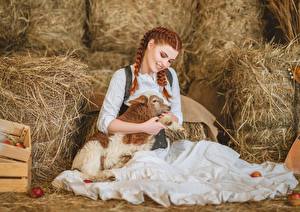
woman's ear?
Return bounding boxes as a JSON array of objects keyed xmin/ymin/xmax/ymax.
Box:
[{"xmin": 147, "ymin": 39, "xmax": 155, "ymax": 49}]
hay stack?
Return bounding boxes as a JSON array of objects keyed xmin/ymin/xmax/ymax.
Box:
[
  {"xmin": 191, "ymin": 0, "xmax": 264, "ymax": 75},
  {"xmin": 187, "ymin": 0, "xmax": 264, "ymax": 113},
  {"xmin": 166, "ymin": 122, "xmax": 208, "ymax": 142},
  {"xmin": 0, "ymin": 0, "xmax": 30, "ymax": 51},
  {"xmin": 221, "ymin": 43, "xmax": 299, "ymax": 163},
  {"xmin": 63, "ymin": 68, "xmax": 114, "ymax": 161},
  {"xmin": 0, "ymin": 54, "xmax": 100, "ymax": 182},
  {"xmin": 89, "ymin": 0, "xmax": 199, "ymax": 54},
  {"xmin": 87, "ymin": 51, "xmax": 133, "ymax": 71},
  {"xmin": 89, "ymin": 0, "xmax": 200, "ymax": 93},
  {"xmin": 263, "ymin": 0, "xmax": 300, "ymax": 44},
  {"xmin": 25, "ymin": 0, "xmax": 86, "ymax": 55},
  {"xmin": 263, "ymin": 0, "xmax": 300, "ymax": 133}
]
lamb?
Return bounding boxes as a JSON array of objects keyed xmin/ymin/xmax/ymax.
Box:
[{"xmin": 71, "ymin": 93, "xmax": 184, "ymax": 181}]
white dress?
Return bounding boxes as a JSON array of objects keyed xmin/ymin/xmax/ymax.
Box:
[{"xmin": 53, "ymin": 140, "xmax": 298, "ymax": 206}]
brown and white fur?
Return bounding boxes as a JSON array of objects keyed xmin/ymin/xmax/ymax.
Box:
[{"xmin": 71, "ymin": 94, "xmax": 184, "ymax": 181}]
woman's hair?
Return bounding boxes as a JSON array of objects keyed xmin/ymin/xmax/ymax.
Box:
[{"xmin": 131, "ymin": 26, "xmax": 182, "ymax": 100}]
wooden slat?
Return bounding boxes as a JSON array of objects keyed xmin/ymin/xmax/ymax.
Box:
[
  {"xmin": 0, "ymin": 161, "xmax": 27, "ymax": 177},
  {"xmin": 0, "ymin": 119, "xmax": 26, "ymax": 136},
  {"xmin": 27, "ymin": 156, "xmax": 32, "ymax": 190},
  {"xmin": 0, "ymin": 157, "xmax": 14, "ymax": 163},
  {"xmin": 0, "ymin": 143, "xmax": 30, "ymax": 162},
  {"xmin": 0, "ymin": 178, "xmax": 28, "ymax": 192},
  {"xmin": 22, "ymin": 127, "xmax": 31, "ymax": 148}
]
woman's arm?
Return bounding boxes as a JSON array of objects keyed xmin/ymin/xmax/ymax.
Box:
[
  {"xmin": 97, "ymin": 68, "xmax": 165, "ymax": 135},
  {"xmin": 108, "ymin": 117, "xmax": 166, "ymax": 135},
  {"xmin": 97, "ymin": 69, "xmax": 126, "ymax": 134}
]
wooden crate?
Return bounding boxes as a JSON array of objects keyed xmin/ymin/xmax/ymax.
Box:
[{"xmin": 0, "ymin": 119, "xmax": 32, "ymax": 192}]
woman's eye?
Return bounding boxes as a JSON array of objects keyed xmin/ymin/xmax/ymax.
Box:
[{"xmin": 160, "ymin": 52, "xmax": 167, "ymax": 58}]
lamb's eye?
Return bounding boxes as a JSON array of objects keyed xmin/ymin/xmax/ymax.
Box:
[{"xmin": 152, "ymin": 100, "xmax": 157, "ymax": 103}]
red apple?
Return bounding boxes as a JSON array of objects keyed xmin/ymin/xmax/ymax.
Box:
[
  {"xmin": 2, "ymin": 140, "xmax": 12, "ymax": 145},
  {"xmin": 288, "ymin": 192, "xmax": 300, "ymax": 206},
  {"xmin": 30, "ymin": 186, "xmax": 44, "ymax": 198},
  {"xmin": 288, "ymin": 192, "xmax": 300, "ymax": 200},
  {"xmin": 15, "ymin": 142, "xmax": 25, "ymax": 148},
  {"xmin": 83, "ymin": 179, "xmax": 93, "ymax": 183},
  {"xmin": 250, "ymin": 171, "xmax": 262, "ymax": 178}
]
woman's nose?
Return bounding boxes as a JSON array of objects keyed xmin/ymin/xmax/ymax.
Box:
[{"xmin": 162, "ymin": 60, "xmax": 170, "ymax": 68}]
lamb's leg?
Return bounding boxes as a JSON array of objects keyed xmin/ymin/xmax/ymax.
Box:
[{"xmin": 72, "ymin": 140, "xmax": 104, "ymax": 177}]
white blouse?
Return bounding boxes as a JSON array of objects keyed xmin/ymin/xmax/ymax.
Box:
[{"xmin": 97, "ymin": 65, "xmax": 183, "ymax": 134}]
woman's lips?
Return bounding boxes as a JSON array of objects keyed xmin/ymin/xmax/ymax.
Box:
[{"xmin": 157, "ymin": 65, "xmax": 164, "ymax": 70}]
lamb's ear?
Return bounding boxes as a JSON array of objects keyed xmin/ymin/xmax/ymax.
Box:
[{"xmin": 128, "ymin": 95, "xmax": 148, "ymax": 105}]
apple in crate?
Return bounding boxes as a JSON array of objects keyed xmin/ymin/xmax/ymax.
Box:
[
  {"xmin": 2, "ymin": 140, "xmax": 12, "ymax": 145},
  {"xmin": 15, "ymin": 142, "xmax": 25, "ymax": 148}
]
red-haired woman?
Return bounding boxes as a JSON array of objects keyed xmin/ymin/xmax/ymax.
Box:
[
  {"xmin": 54, "ymin": 28, "xmax": 297, "ymax": 204},
  {"xmin": 97, "ymin": 26, "xmax": 182, "ymax": 149}
]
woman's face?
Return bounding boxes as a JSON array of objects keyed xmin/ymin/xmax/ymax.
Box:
[{"xmin": 145, "ymin": 39, "xmax": 179, "ymax": 73}]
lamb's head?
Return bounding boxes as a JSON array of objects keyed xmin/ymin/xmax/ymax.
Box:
[{"xmin": 128, "ymin": 94, "xmax": 171, "ymax": 117}]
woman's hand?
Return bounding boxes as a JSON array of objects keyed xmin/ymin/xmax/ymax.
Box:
[
  {"xmin": 141, "ymin": 117, "xmax": 166, "ymax": 135},
  {"xmin": 159, "ymin": 112, "xmax": 179, "ymax": 123}
]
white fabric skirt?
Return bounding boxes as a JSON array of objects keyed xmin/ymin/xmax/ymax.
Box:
[{"xmin": 52, "ymin": 140, "xmax": 298, "ymax": 207}]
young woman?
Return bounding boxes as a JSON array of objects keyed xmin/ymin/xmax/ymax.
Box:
[
  {"xmin": 55, "ymin": 27, "xmax": 297, "ymax": 205},
  {"xmin": 97, "ymin": 26, "xmax": 183, "ymax": 149}
]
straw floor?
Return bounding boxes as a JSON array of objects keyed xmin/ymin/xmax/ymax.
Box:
[{"xmin": 0, "ymin": 175, "xmax": 299, "ymax": 211}]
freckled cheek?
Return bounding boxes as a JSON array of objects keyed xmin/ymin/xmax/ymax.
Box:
[{"xmin": 153, "ymin": 51, "xmax": 161, "ymax": 62}]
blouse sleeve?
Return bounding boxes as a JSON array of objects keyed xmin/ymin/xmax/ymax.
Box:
[
  {"xmin": 97, "ymin": 69, "xmax": 126, "ymax": 134},
  {"xmin": 169, "ymin": 67, "xmax": 183, "ymax": 125}
]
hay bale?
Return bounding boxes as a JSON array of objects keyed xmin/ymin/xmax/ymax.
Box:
[
  {"xmin": 0, "ymin": 54, "xmax": 97, "ymax": 182},
  {"xmin": 83, "ymin": 69, "xmax": 114, "ymax": 114},
  {"xmin": 25, "ymin": 0, "xmax": 86, "ymax": 55},
  {"xmin": 89, "ymin": 0, "xmax": 199, "ymax": 54},
  {"xmin": 87, "ymin": 51, "xmax": 133, "ymax": 71},
  {"xmin": 166, "ymin": 122, "xmax": 209, "ymax": 142},
  {"xmin": 236, "ymin": 127, "xmax": 295, "ymax": 163},
  {"xmin": 262, "ymin": 0, "xmax": 300, "ymax": 44},
  {"xmin": 196, "ymin": 0, "xmax": 263, "ymax": 49},
  {"xmin": 89, "ymin": 0, "xmax": 200, "ymax": 93},
  {"xmin": 0, "ymin": 0, "xmax": 30, "ymax": 51},
  {"xmin": 87, "ymin": 69, "xmax": 114, "ymax": 93},
  {"xmin": 296, "ymin": 85, "xmax": 300, "ymax": 133},
  {"xmin": 186, "ymin": 0, "xmax": 264, "ymax": 112},
  {"xmin": 72, "ymin": 69, "xmax": 115, "ymax": 149},
  {"xmin": 221, "ymin": 43, "xmax": 299, "ymax": 163}
]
